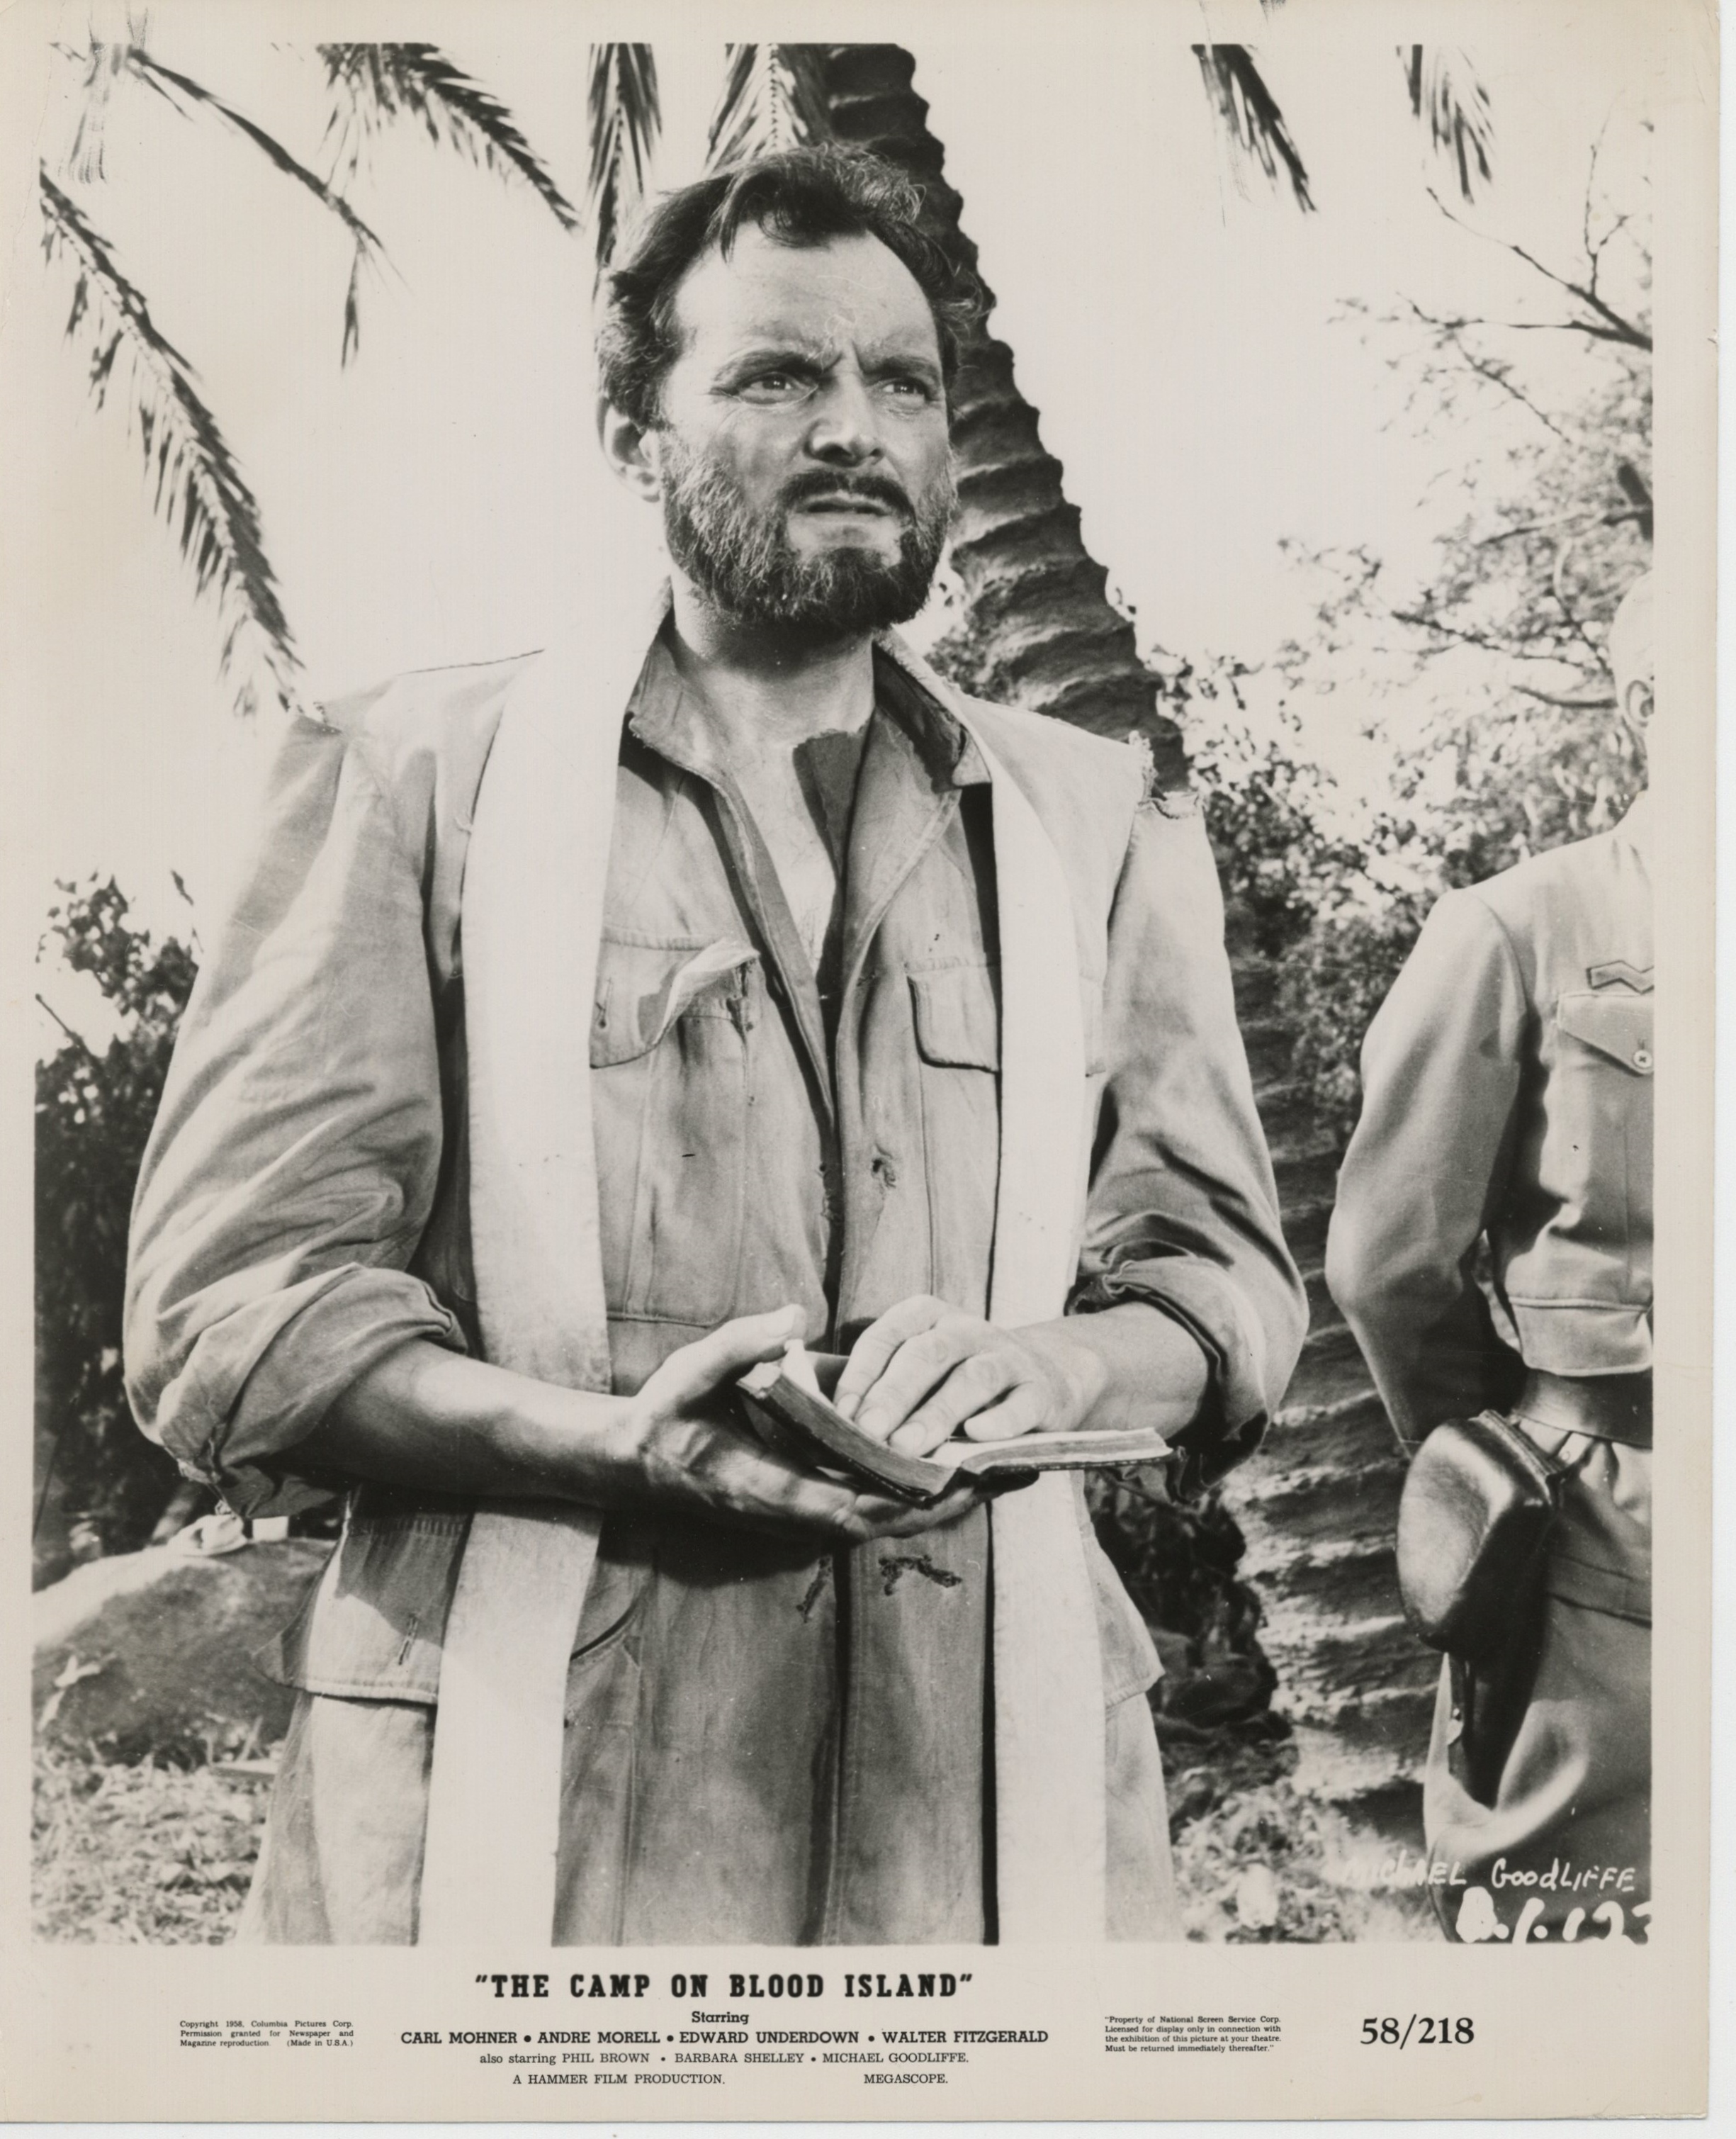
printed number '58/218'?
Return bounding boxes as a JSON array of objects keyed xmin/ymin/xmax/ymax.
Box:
[{"xmin": 1361, "ymin": 2017, "xmax": 1475, "ymax": 2045}]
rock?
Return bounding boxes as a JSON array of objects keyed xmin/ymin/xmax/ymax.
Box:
[
  {"xmin": 33, "ymin": 1540, "xmax": 330, "ymax": 1763},
  {"xmin": 1161, "ymin": 1654, "xmax": 1276, "ymax": 1730}
]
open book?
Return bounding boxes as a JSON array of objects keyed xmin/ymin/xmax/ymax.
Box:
[{"xmin": 735, "ymin": 1343, "xmax": 1171, "ymax": 1506}]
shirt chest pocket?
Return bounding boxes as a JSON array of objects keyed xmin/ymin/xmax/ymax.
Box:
[
  {"xmin": 905, "ymin": 962, "xmax": 1105, "ymax": 1310},
  {"xmin": 908, "ymin": 964, "xmax": 1106, "ymax": 1074},
  {"xmin": 590, "ymin": 936, "xmax": 760, "ymax": 1328},
  {"xmin": 1550, "ymin": 989, "xmax": 1653, "ymax": 1245},
  {"xmin": 907, "ymin": 961, "xmax": 1002, "ymax": 1307}
]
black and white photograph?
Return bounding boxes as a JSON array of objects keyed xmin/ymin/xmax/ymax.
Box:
[{"xmin": 4, "ymin": 0, "xmax": 1714, "ymax": 2119}]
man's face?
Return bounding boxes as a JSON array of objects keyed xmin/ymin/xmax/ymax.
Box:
[{"xmin": 646, "ymin": 226, "xmax": 957, "ymax": 638}]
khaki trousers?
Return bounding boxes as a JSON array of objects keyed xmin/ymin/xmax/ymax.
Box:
[{"xmin": 1422, "ymin": 1432, "xmax": 1650, "ymax": 1943}]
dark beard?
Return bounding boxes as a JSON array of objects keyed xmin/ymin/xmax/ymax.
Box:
[{"xmin": 659, "ymin": 447, "xmax": 955, "ymax": 640}]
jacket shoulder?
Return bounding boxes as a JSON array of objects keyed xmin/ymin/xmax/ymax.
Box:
[
  {"xmin": 956, "ymin": 694, "xmax": 1154, "ymax": 884},
  {"xmin": 1456, "ymin": 826, "xmax": 1623, "ymax": 953},
  {"xmin": 959, "ymin": 692, "xmax": 1147, "ymax": 801},
  {"xmin": 318, "ymin": 652, "xmax": 536, "ymax": 790},
  {"xmin": 310, "ymin": 651, "xmax": 541, "ymax": 860}
]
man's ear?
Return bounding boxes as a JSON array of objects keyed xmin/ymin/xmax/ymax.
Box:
[
  {"xmin": 597, "ymin": 397, "xmax": 664, "ymax": 503},
  {"xmin": 1622, "ymin": 675, "xmax": 1655, "ymax": 736}
]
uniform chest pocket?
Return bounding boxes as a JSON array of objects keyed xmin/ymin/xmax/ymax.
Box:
[
  {"xmin": 1556, "ymin": 990, "xmax": 1653, "ymax": 1077},
  {"xmin": 590, "ymin": 936, "xmax": 760, "ymax": 1327},
  {"xmin": 1549, "ymin": 989, "xmax": 1653, "ymax": 1255}
]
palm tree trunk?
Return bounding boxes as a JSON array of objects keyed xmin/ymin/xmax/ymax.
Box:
[
  {"xmin": 818, "ymin": 45, "xmax": 1187, "ymax": 789},
  {"xmin": 1214, "ymin": 948, "xmax": 1437, "ymax": 1868}
]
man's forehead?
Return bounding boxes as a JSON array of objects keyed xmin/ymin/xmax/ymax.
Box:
[{"xmin": 670, "ymin": 227, "xmax": 941, "ymax": 359}]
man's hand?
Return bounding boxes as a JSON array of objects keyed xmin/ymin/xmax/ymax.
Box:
[
  {"xmin": 610, "ymin": 1305, "xmax": 985, "ymax": 1541},
  {"xmin": 833, "ymin": 1296, "xmax": 1108, "ymax": 1456}
]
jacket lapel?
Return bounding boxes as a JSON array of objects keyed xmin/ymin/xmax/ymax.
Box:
[
  {"xmin": 945, "ymin": 700, "xmax": 1110, "ymax": 1945},
  {"xmin": 421, "ymin": 587, "xmax": 665, "ymax": 1946}
]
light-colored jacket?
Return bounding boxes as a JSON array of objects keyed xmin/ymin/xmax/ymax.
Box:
[
  {"xmin": 1326, "ymin": 795, "xmax": 1652, "ymax": 1449},
  {"xmin": 123, "ymin": 628, "xmax": 1305, "ymax": 1941}
]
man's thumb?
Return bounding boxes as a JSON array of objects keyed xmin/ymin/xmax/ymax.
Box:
[{"xmin": 691, "ymin": 1303, "xmax": 804, "ymax": 1386}]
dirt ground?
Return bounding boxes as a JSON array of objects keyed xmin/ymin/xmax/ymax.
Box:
[{"xmin": 34, "ymin": 1722, "xmax": 1436, "ymax": 1946}]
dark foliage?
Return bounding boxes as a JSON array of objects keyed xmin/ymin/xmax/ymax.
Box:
[
  {"xmin": 35, "ymin": 882, "xmax": 197, "ymax": 1580},
  {"xmin": 1273, "ymin": 894, "xmax": 1433, "ymax": 1148},
  {"xmin": 1090, "ymin": 1472, "xmax": 1279, "ymax": 1733},
  {"xmin": 1183, "ymin": 678, "xmax": 1374, "ymax": 961}
]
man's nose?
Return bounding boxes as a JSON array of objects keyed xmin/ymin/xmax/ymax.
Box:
[{"xmin": 805, "ymin": 374, "xmax": 883, "ymax": 462}]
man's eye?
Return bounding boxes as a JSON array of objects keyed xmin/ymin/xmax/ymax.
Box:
[
  {"xmin": 881, "ymin": 377, "xmax": 936, "ymax": 403},
  {"xmin": 738, "ymin": 371, "xmax": 810, "ymax": 400}
]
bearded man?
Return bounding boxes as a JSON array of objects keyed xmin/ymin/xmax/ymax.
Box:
[{"xmin": 125, "ymin": 147, "xmax": 1304, "ymax": 1947}]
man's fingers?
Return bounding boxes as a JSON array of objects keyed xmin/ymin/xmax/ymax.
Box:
[
  {"xmin": 738, "ymin": 1469, "xmax": 941, "ymax": 1544},
  {"xmin": 834, "ymin": 1296, "xmax": 945, "ymax": 1420},
  {"xmin": 887, "ymin": 1351, "xmax": 1022, "ymax": 1454},
  {"xmin": 957, "ymin": 1383, "xmax": 1050, "ymax": 1442},
  {"xmin": 853, "ymin": 1323, "xmax": 982, "ymax": 1442}
]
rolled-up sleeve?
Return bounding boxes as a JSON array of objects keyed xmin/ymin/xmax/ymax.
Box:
[
  {"xmin": 1071, "ymin": 798, "xmax": 1307, "ymax": 1486},
  {"xmin": 124, "ymin": 711, "xmax": 466, "ymax": 1517}
]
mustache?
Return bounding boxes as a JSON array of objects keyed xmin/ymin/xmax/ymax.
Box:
[{"xmin": 779, "ymin": 469, "xmax": 915, "ymax": 516}]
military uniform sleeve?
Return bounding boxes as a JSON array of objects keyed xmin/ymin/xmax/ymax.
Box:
[
  {"xmin": 123, "ymin": 710, "xmax": 467, "ymax": 1518},
  {"xmin": 1325, "ymin": 887, "xmax": 1527, "ymax": 1451},
  {"xmin": 1070, "ymin": 798, "xmax": 1307, "ymax": 1489}
]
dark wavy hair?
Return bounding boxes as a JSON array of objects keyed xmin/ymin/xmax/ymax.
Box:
[{"xmin": 597, "ymin": 145, "xmax": 983, "ymax": 427}]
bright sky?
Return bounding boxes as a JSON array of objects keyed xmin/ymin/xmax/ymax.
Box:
[{"xmin": 4, "ymin": 13, "xmax": 1654, "ymax": 1046}]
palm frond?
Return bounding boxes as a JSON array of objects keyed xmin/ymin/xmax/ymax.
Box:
[
  {"xmin": 40, "ymin": 169, "xmax": 300, "ymax": 720},
  {"xmin": 318, "ymin": 45, "xmax": 578, "ymax": 233},
  {"xmin": 1403, "ymin": 47, "xmax": 1492, "ymax": 202},
  {"xmin": 62, "ymin": 38, "xmax": 130, "ymax": 184},
  {"xmin": 126, "ymin": 48, "xmax": 385, "ymax": 362},
  {"xmin": 587, "ymin": 43, "xmax": 660, "ymax": 285},
  {"xmin": 706, "ymin": 44, "xmax": 832, "ymax": 170},
  {"xmin": 1195, "ymin": 46, "xmax": 1313, "ymax": 212}
]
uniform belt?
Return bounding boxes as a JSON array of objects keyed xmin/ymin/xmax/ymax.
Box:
[{"xmin": 1514, "ymin": 1368, "xmax": 1652, "ymax": 1449}]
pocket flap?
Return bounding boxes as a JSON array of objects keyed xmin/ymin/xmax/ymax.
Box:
[
  {"xmin": 257, "ymin": 1513, "xmax": 469, "ymax": 1705},
  {"xmin": 1556, "ymin": 990, "xmax": 1654, "ymax": 1076},
  {"xmin": 909, "ymin": 962, "xmax": 1001, "ymax": 1070},
  {"xmin": 591, "ymin": 937, "xmax": 760, "ymax": 1067}
]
